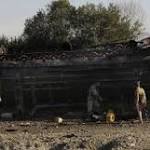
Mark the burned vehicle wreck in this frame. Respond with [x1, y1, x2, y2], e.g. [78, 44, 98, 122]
[0, 40, 150, 119]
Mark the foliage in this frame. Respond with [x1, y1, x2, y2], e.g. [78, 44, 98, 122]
[0, 35, 9, 48]
[7, 37, 26, 54]
[2, 0, 144, 53]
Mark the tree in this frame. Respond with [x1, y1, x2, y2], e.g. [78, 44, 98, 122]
[24, 10, 49, 51]
[115, 0, 144, 39]
[7, 37, 26, 54]
[0, 35, 9, 47]
[23, 0, 76, 51]
[116, 0, 145, 23]
[46, 0, 75, 42]
[22, 0, 143, 52]
[0, 35, 8, 54]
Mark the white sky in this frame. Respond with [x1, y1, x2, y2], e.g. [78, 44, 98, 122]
[0, 0, 150, 37]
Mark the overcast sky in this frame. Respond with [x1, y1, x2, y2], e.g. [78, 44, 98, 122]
[0, 0, 150, 37]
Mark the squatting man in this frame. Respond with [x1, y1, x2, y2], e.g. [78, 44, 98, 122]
[87, 82, 103, 121]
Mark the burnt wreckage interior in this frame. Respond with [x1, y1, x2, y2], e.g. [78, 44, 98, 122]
[0, 41, 150, 119]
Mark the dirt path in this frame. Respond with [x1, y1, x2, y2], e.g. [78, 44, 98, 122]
[0, 121, 150, 149]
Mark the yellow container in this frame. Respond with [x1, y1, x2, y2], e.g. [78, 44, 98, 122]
[106, 110, 115, 123]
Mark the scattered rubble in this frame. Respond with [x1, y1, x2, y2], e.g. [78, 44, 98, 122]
[0, 121, 149, 149]
[101, 135, 142, 150]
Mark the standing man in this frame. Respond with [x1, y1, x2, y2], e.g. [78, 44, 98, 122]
[135, 81, 147, 124]
[87, 82, 103, 120]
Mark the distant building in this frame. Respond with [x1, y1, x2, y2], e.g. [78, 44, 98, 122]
[140, 37, 150, 48]
[138, 32, 150, 40]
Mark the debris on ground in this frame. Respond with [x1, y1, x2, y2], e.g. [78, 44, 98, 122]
[0, 121, 149, 149]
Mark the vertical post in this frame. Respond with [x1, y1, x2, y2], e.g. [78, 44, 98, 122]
[15, 82, 24, 116]
[15, 71, 24, 116]
[31, 84, 36, 106]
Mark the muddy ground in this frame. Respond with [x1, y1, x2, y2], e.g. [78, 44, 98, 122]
[0, 120, 150, 150]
